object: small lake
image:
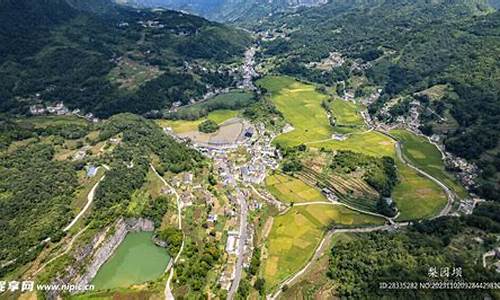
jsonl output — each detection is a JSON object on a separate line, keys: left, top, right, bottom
{"left": 91, "top": 232, "right": 170, "bottom": 290}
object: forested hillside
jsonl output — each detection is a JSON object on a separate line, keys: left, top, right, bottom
{"left": 0, "top": 113, "right": 203, "bottom": 276}
{"left": 329, "top": 207, "right": 500, "bottom": 299}
{"left": 0, "top": 0, "right": 251, "bottom": 117}
{"left": 0, "top": 142, "right": 79, "bottom": 275}
{"left": 257, "top": 0, "right": 500, "bottom": 200}
{"left": 93, "top": 113, "right": 203, "bottom": 225}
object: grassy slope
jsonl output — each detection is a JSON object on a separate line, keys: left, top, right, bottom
{"left": 16, "top": 115, "right": 89, "bottom": 128}
{"left": 265, "top": 173, "right": 327, "bottom": 203}
{"left": 390, "top": 129, "right": 468, "bottom": 199}
{"left": 257, "top": 76, "right": 331, "bottom": 146}
{"left": 144, "top": 167, "right": 164, "bottom": 200}
{"left": 71, "top": 168, "right": 105, "bottom": 212}
{"left": 263, "top": 204, "right": 384, "bottom": 289}
{"left": 173, "top": 91, "right": 254, "bottom": 117}
{"left": 281, "top": 232, "right": 357, "bottom": 299}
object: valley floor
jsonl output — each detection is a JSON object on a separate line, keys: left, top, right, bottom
{"left": 4, "top": 70, "right": 471, "bottom": 300}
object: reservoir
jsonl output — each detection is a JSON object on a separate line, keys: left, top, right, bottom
{"left": 91, "top": 232, "right": 170, "bottom": 290}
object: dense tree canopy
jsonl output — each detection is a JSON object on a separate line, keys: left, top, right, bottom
{"left": 329, "top": 208, "right": 500, "bottom": 299}
{"left": 93, "top": 114, "right": 203, "bottom": 224}
{"left": 0, "top": 0, "right": 252, "bottom": 117}
{"left": 0, "top": 143, "right": 78, "bottom": 276}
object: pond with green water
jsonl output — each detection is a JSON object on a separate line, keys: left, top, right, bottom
{"left": 91, "top": 232, "right": 170, "bottom": 290}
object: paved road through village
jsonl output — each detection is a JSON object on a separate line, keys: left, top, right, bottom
{"left": 228, "top": 188, "right": 248, "bottom": 300}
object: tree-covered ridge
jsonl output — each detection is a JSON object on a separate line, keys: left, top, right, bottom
{"left": 0, "top": 143, "right": 78, "bottom": 275}
{"left": 330, "top": 150, "right": 398, "bottom": 198}
{"left": 98, "top": 113, "right": 203, "bottom": 172}
{"left": 258, "top": 0, "right": 500, "bottom": 200}
{"left": 0, "top": 0, "right": 251, "bottom": 117}
{"left": 0, "top": 113, "right": 203, "bottom": 276}
{"left": 0, "top": 117, "right": 34, "bottom": 149}
{"left": 259, "top": 0, "right": 495, "bottom": 62}
{"left": 198, "top": 119, "right": 219, "bottom": 133}
{"left": 328, "top": 203, "right": 500, "bottom": 299}
{"left": 92, "top": 114, "right": 203, "bottom": 223}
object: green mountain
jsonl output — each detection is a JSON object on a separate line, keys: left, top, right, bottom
{"left": 115, "top": 0, "right": 328, "bottom": 22}
{"left": 0, "top": 0, "right": 251, "bottom": 117}
{"left": 258, "top": 0, "right": 500, "bottom": 200}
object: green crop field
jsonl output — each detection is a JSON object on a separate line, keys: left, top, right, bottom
{"left": 265, "top": 173, "right": 327, "bottom": 203}
{"left": 309, "top": 131, "right": 396, "bottom": 158}
{"left": 330, "top": 99, "right": 365, "bottom": 128}
{"left": 390, "top": 129, "right": 468, "bottom": 199}
{"left": 257, "top": 76, "right": 332, "bottom": 146}
{"left": 157, "top": 109, "right": 238, "bottom": 133}
{"left": 393, "top": 161, "right": 448, "bottom": 221}
{"left": 263, "top": 204, "right": 384, "bottom": 289}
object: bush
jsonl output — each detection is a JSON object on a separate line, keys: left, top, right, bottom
{"left": 198, "top": 120, "right": 219, "bottom": 133}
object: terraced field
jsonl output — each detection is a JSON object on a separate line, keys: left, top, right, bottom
{"left": 265, "top": 173, "right": 327, "bottom": 203}
{"left": 262, "top": 204, "right": 384, "bottom": 289}
{"left": 279, "top": 233, "right": 357, "bottom": 299}
{"left": 390, "top": 129, "right": 468, "bottom": 199}
{"left": 297, "top": 166, "right": 379, "bottom": 212}
{"left": 260, "top": 75, "right": 448, "bottom": 220}
{"left": 257, "top": 76, "right": 332, "bottom": 146}
{"left": 258, "top": 75, "right": 454, "bottom": 294}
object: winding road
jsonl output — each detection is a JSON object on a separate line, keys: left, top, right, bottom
{"left": 386, "top": 131, "right": 456, "bottom": 219}
{"left": 265, "top": 129, "right": 457, "bottom": 300}
{"left": 267, "top": 224, "right": 408, "bottom": 300}
{"left": 228, "top": 188, "right": 249, "bottom": 300}
{"left": 149, "top": 164, "right": 185, "bottom": 300}
{"left": 63, "top": 165, "right": 110, "bottom": 232}
{"left": 32, "top": 225, "right": 90, "bottom": 277}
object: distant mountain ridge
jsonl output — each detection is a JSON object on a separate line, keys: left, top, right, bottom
{"left": 115, "top": 0, "right": 328, "bottom": 22}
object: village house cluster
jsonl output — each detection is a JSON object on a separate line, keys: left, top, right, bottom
{"left": 30, "top": 101, "right": 99, "bottom": 123}
{"left": 166, "top": 119, "right": 278, "bottom": 293}
{"left": 361, "top": 89, "right": 481, "bottom": 198}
